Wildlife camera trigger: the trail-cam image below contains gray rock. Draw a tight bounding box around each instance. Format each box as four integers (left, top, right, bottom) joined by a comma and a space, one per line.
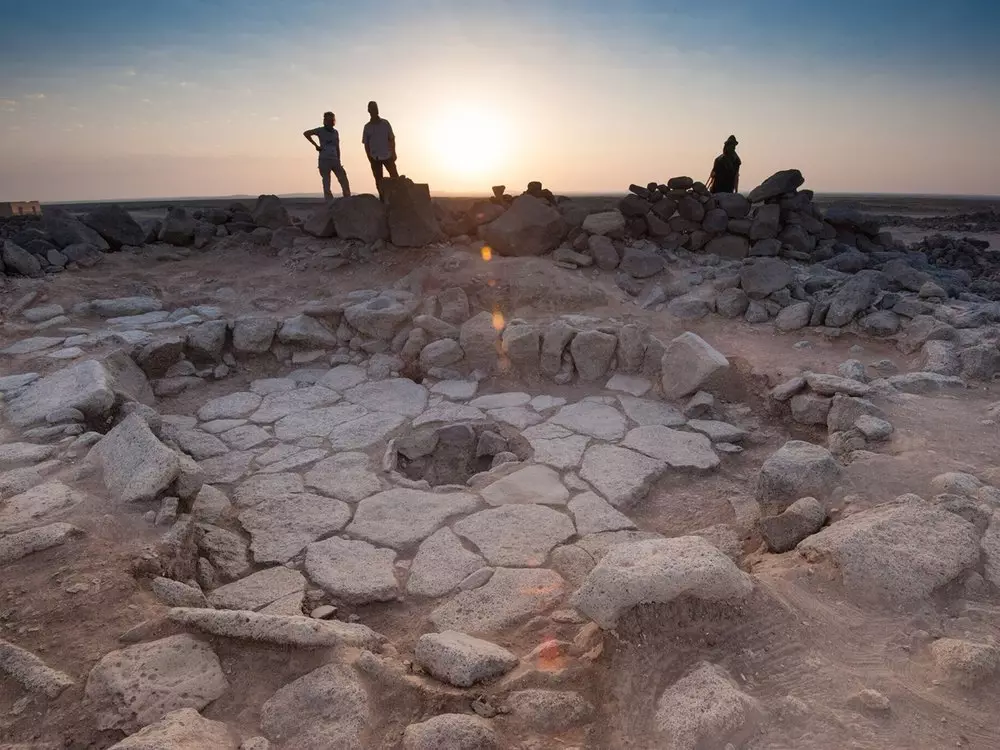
208, 566, 306, 611
579, 443, 666, 507
748, 169, 804, 203
825, 270, 884, 327
303, 452, 381, 502
250, 386, 342, 424
459, 312, 500, 370
331, 194, 388, 242
84, 634, 228, 732
685, 419, 747, 443
740, 258, 793, 299
344, 377, 428, 417
438, 286, 471, 324
158, 208, 197, 246
790, 393, 832, 425
859, 310, 901, 337
93, 416, 180, 504
481, 195, 567, 256
151, 577, 208, 608
3, 240, 43, 277
0, 522, 83, 565
407, 528, 486, 598
805, 372, 871, 397
660, 332, 729, 400
826, 394, 884, 433
198, 524, 252, 581
503, 689, 594, 732
454, 505, 575, 567
166, 607, 382, 649
305, 537, 398, 604
549, 400, 627, 440
520, 423, 590, 470
622, 426, 719, 471
344, 291, 417, 340
759, 497, 826, 552
420, 338, 464, 368
260, 664, 369, 749
930, 638, 1000, 688
43, 207, 110, 250
570, 330, 617, 382
618, 396, 686, 427
715, 193, 751, 218
480, 464, 568, 506
278, 314, 338, 348
108, 708, 238, 749
581, 210, 625, 235
799, 499, 979, 604
837, 359, 868, 382
22, 303, 65, 323
568, 491, 636, 535
716, 287, 749, 318
756, 440, 841, 516
347, 488, 479, 549
239, 492, 351, 564
82, 204, 145, 249
187, 321, 228, 361
704, 234, 749, 259
403, 714, 499, 750
571, 537, 753, 628
620, 247, 665, 278
430, 567, 566, 635
855, 414, 893, 440
415, 631, 518, 687
0, 636, 76, 699
588, 235, 619, 270
774, 302, 811, 332
232, 317, 278, 353
888, 371, 965, 394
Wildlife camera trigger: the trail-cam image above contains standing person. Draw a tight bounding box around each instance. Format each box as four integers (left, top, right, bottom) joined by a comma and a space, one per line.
707, 135, 741, 194
303, 112, 350, 200
362, 101, 398, 199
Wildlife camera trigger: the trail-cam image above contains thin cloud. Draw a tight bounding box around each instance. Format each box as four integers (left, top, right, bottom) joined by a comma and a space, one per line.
0, 99, 16, 110
24, 93, 46, 100
141, 98, 152, 104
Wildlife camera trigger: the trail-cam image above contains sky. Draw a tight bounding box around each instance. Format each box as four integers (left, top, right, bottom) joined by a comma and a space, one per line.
1, 0, 999, 202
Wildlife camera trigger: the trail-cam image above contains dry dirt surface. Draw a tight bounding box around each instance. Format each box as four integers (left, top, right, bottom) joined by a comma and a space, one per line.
1, 190, 1000, 750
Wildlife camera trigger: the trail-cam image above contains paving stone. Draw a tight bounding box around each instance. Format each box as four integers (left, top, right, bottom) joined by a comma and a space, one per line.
255, 444, 302, 467
406, 527, 487, 598
605, 374, 652, 397
487, 406, 543, 429
233, 472, 305, 508
250, 378, 298, 395
683, 419, 748, 443
249, 386, 342, 424
1, 337, 65, 356
93, 415, 180, 503
549, 401, 627, 441
197, 392, 262, 422
430, 379, 479, 400
521, 423, 590, 470
412, 403, 487, 427
173, 429, 230, 460
454, 505, 575, 567
316, 364, 369, 392
622, 426, 720, 471
579, 444, 667, 507
344, 378, 428, 417
430, 567, 566, 635
568, 491, 637, 535
200, 418, 248, 434
258, 448, 328, 474
327, 411, 407, 451
414, 631, 518, 687
530, 395, 567, 412
199, 451, 257, 484
273, 404, 368, 441
617, 396, 686, 427
239, 492, 352, 563
208, 566, 306, 611
480, 465, 570, 507
304, 452, 382, 502
305, 537, 398, 603
219, 424, 272, 450
469, 392, 531, 410
347, 488, 480, 550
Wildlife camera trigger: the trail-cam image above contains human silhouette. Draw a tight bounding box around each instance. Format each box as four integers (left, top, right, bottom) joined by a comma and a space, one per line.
303, 111, 350, 200
363, 101, 398, 200
707, 135, 741, 194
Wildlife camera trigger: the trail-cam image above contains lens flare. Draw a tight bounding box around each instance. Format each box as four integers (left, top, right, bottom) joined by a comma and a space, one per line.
481, 246, 493, 262
492, 310, 505, 331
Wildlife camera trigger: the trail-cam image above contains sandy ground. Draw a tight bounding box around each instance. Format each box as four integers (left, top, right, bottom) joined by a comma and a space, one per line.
1, 194, 999, 748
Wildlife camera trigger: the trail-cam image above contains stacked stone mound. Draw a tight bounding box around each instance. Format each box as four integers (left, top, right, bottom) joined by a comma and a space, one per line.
907, 234, 1000, 300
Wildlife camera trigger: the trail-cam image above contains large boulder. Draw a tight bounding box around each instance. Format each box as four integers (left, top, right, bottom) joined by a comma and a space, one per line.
303, 202, 336, 237
251, 194, 291, 229
570, 537, 753, 628
43, 207, 110, 250
343, 291, 418, 339
4, 359, 117, 428
659, 332, 729, 400
481, 195, 567, 256
82, 204, 145, 250
798, 499, 980, 605
824, 203, 881, 236
414, 631, 518, 687
704, 234, 749, 259
107, 708, 238, 750
92, 415, 180, 503
403, 714, 499, 750
384, 178, 443, 247
331, 195, 389, 242
755, 440, 840, 516
739, 258, 794, 299
582, 210, 626, 236
747, 169, 805, 203
825, 270, 885, 327
2, 240, 43, 277
158, 208, 197, 246
758, 496, 827, 552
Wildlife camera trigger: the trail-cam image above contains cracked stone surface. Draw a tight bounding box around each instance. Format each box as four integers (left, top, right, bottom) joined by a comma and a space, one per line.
618, 396, 687, 427
579, 444, 666, 507
207, 566, 306, 611
480, 465, 570, 507
249, 386, 342, 424
406, 527, 487, 598
344, 378, 428, 417
273, 404, 368, 441
622, 426, 720, 471
239, 492, 352, 564
327, 412, 407, 451
305, 537, 399, 604
197, 392, 262, 422
304, 453, 382, 502
521, 423, 590, 470
454, 505, 575, 567
568, 491, 637, 535
548, 401, 627, 441
347, 488, 480, 550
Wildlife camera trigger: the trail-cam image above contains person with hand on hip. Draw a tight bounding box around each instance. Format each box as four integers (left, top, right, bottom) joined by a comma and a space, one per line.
303, 111, 350, 201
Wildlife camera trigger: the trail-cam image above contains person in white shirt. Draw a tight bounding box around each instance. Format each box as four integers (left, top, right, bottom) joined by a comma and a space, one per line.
303, 111, 351, 200
362, 101, 398, 199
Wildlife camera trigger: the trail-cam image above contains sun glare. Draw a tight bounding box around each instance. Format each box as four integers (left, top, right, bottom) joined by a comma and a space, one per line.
429, 107, 508, 178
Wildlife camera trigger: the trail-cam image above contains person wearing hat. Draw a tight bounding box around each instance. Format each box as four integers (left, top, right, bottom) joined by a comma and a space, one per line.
708, 135, 741, 194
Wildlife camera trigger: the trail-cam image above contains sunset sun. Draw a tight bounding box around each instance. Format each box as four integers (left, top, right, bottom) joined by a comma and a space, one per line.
429, 107, 509, 179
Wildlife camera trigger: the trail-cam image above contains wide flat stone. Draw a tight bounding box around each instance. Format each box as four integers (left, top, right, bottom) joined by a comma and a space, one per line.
414, 631, 518, 688
318, 364, 368, 392
255, 444, 303, 467
430, 568, 566, 635
2, 337, 65, 356
480, 465, 570, 506
5, 359, 116, 428
407, 527, 487, 598
328, 412, 407, 450
258, 448, 328, 473
0, 372, 39, 392
622, 426, 720, 471
470, 392, 531, 409
430, 380, 479, 400
273, 404, 368, 441
685, 419, 748, 443
805, 372, 872, 397
249, 386, 342, 424
454, 505, 575, 567
521, 423, 590, 469
568, 491, 637, 535
199, 451, 256, 484
173, 429, 230, 460
347, 488, 480, 550
412, 403, 487, 427
239, 492, 351, 563
0, 442, 58, 469
233, 472, 304, 508
197, 392, 262, 422
304, 452, 382, 502
208, 566, 306, 611
548, 401, 627, 441
305, 537, 398, 604
579, 444, 667, 507
605, 374, 652, 397
344, 378, 428, 417
0, 481, 85, 534
219, 424, 272, 450
531, 395, 567, 412
200, 418, 248, 434
250, 377, 297, 395
487, 406, 543, 429
94, 415, 180, 503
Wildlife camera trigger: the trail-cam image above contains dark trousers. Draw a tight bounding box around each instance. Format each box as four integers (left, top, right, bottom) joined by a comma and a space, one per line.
370, 157, 399, 199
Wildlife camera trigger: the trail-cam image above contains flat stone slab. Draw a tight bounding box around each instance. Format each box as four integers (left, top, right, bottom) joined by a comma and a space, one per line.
94, 415, 180, 503
415, 631, 518, 687
579, 444, 667, 507
605, 374, 652, 397
0, 442, 58, 469
5, 359, 115, 428
531, 395, 567, 412
805, 372, 872, 397
549, 401, 627, 441
305, 537, 399, 604
454, 505, 575, 567
521, 423, 590, 470
219, 424, 272, 450
239, 492, 351, 563
470, 392, 531, 410
199, 451, 256, 484
430, 567, 566, 635
0, 522, 83, 565
347, 488, 480, 549
328, 411, 407, 450
622, 426, 720, 471
685, 419, 748, 443
304, 452, 382, 502
255, 444, 302, 467
0, 481, 85, 534
618, 396, 687, 427
412, 403, 487, 427
487, 406, 543, 430
480, 465, 569, 507
250, 378, 298, 395
249, 386, 342, 424
344, 378, 428, 417
197, 392, 262, 422
0, 372, 39, 392
2, 337, 65, 356
233, 472, 304, 508
258, 448, 328, 473
200, 418, 248, 434
406, 527, 487, 598
430, 380, 479, 400
273, 404, 368, 441
318, 364, 368, 392
568, 491, 637, 535
208, 566, 306, 611
173, 429, 229, 460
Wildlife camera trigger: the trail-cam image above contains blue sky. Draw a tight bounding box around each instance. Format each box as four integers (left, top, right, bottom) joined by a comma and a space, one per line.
2, 1, 998, 200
